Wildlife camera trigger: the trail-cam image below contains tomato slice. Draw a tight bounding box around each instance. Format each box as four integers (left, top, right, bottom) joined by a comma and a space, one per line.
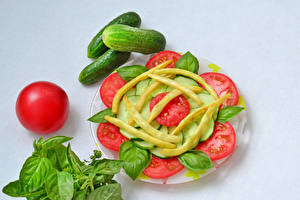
196, 122, 236, 161
97, 122, 129, 151
146, 50, 181, 69
200, 72, 239, 107
143, 156, 184, 179
150, 92, 190, 126
100, 72, 127, 108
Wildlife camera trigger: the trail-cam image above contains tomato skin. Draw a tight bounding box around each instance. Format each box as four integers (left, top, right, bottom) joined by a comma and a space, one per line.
100, 72, 127, 108
143, 156, 184, 179
97, 123, 128, 151
146, 50, 181, 69
16, 81, 69, 134
149, 92, 190, 126
200, 72, 239, 107
196, 122, 236, 161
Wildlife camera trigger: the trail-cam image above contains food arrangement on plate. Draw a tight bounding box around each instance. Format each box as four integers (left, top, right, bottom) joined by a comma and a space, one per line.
3, 11, 247, 199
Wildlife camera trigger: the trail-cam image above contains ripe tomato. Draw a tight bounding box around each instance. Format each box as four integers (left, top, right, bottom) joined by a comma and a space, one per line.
16, 81, 69, 134
145, 50, 181, 69
100, 72, 127, 108
200, 72, 239, 107
149, 92, 190, 126
97, 123, 128, 151
143, 155, 184, 179
196, 122, 236, 161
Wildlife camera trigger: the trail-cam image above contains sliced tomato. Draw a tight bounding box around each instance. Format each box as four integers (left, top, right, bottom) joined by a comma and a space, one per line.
97, 122, 128, 151
100, 72, 127, 108
150, 92, 190, 126
145, 50, 181, 69
143, 156, 184, 179
200, 72, 239, 107
196, 122, 236, 161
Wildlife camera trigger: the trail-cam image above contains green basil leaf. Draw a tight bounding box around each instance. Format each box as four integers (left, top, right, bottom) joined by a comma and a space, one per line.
19, 156, 53, 192
51, 145, 70, 170
87, 183, 121, 200
2, 180, 45, 197
94, 159, 123, 175
88, 108, 115, 123
216, 106, 244, 123
119, 141, 151, 180
178, 150, 213, 171
73, 189, 88, 200
45, 170, 74, 200
175, 51, 199, 74
66, 143, 83, 173
116, 65, 148, 82
42, 136, 73, 150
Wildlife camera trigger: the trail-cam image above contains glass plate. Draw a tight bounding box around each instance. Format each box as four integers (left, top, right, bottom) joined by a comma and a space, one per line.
89, 53, 249, 184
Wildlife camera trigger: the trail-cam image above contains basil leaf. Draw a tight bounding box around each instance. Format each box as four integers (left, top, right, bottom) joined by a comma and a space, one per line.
50, 145, 70, 170
216, 106, 244, 123
119, 141, 151, 180
178, 150, 213, 171
66, 143, 83, 173
87, 183, 121, 200
45, 170, 74, 200
88, 108, 115, 123
116, 65, 148, 82
175, 51, 199, 74
94, 159, 123, 175
73, 189, 88, 200
2, 180, 45, 197
19, 156, 53, 192
42, 136, 73, 150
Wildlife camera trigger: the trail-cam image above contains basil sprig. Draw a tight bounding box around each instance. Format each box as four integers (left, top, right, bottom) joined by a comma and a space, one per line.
117, 65, 148, 82
88, 108, 115, 123
178, 150, 213, 171
2, 136, 123, 199
119, 140, 152, 180
175, 51, 199, 74
216, 106, 244, 123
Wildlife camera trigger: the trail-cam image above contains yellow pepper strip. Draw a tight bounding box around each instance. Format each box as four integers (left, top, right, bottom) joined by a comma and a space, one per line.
148, 74, 203, 107
128, 74, 176, 126
104, 116, 176, 149
147, 86, 203, 123
160, 94, 230, 157
127, 81, 162, 126
112, 60, 172, 114
153, 68, 219, 100
170, 94, 230, 136
123, 96, 181, 143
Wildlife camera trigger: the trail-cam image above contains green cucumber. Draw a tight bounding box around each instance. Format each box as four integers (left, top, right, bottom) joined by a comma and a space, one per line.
79, 49, 130, 85
125, 88, 136, 96
133, 140, 155, 150
150, 148, 168, 159
174, 76, 198, 87
199, 118, 215, 142
160, 126, 169, 134
87, 12, 141, 58
103, 24, 166, 54
120, 129, 137, 139
118, 95, 140, 124
136, 79, 151, 95
188, 91, 215, 109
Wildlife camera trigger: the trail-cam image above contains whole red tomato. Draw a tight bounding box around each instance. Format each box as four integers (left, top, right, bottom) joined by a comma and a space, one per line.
16, 81, 69, 134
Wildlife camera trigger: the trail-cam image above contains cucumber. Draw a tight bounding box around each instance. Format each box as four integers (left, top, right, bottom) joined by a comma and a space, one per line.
174, 76, 198, 87
188, 91, 215, 109
120, 129, 137, 139
160, 126, 169, 134
118, 95, 139, 124
199, 118, 215, 142
133, 140, 155, 150
136, 79, 151, 95
103, 24, 166, 54
149, 79, 168, 97
79, 49, 131, 85
87, 12, 141, 58
126, 88, 136, 96
150, 148, 168, 159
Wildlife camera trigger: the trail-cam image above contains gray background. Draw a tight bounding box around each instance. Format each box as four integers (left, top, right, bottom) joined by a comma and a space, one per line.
1, 0, 299, 199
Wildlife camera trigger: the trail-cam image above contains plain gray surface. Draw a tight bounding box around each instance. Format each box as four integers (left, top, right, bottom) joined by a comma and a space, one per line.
1, 0, 299, 199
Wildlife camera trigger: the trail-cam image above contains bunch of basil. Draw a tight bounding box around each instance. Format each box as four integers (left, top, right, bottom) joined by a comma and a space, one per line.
2, 136, 123, 200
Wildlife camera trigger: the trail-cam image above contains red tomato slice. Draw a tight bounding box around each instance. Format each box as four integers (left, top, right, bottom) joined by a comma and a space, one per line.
100, 72, 127, 108
143, 156, 184, 179
145, 50, 181, 69
195, 122, 236, 161
150, 92, 190, 126
200, 72, 239, 107
97, 122, 129, 151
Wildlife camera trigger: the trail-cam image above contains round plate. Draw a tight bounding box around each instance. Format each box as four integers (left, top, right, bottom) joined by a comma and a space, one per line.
89, 53, 249, 184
